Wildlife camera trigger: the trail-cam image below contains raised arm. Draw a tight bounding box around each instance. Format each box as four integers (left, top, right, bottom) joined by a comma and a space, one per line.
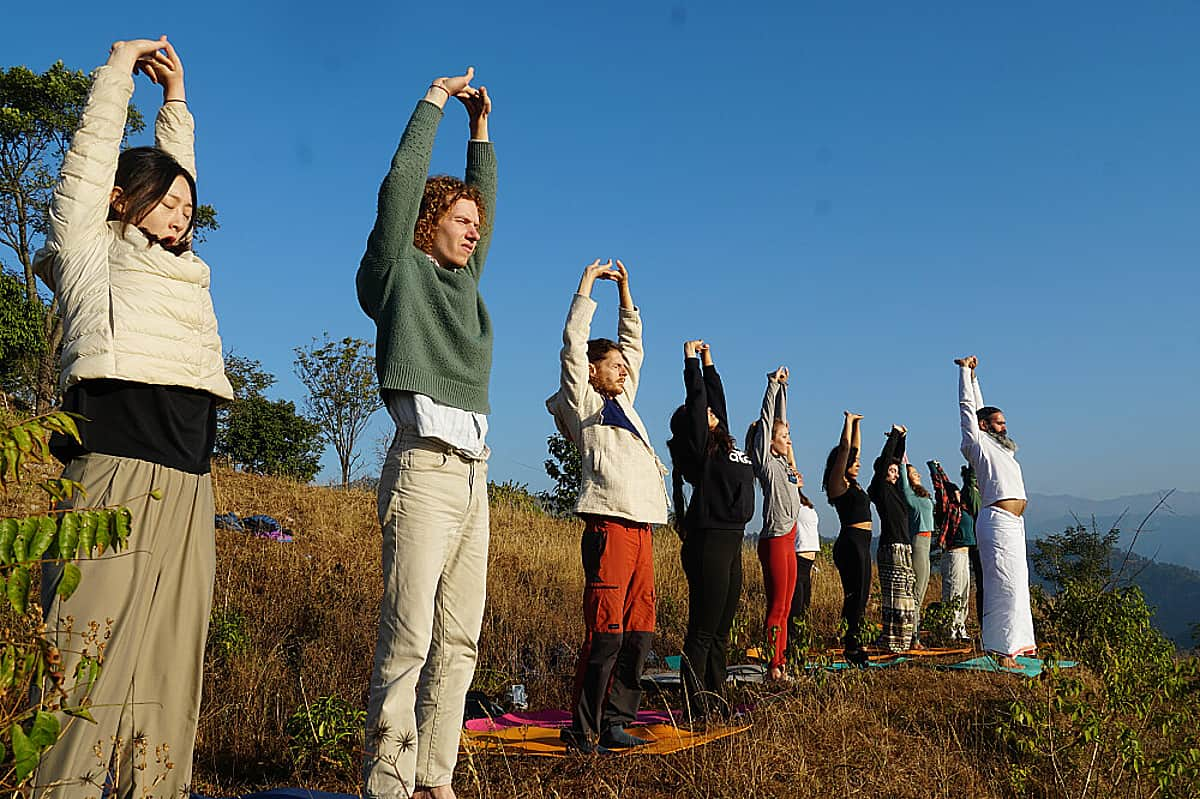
752, 368, 786, 468
140, 40, 195, 178
557, 261, 609, 410
40, 40, 163, 281
927, 460, 949, 497
699, 344, 731, 430
900, 448, 920, 508
956, 356, 983, 452
872, 427, 906, 490
361, 70, 474, 272
827, 412, 861, 500
459, 85, 497, 279
610, 260, 644, 400
682, 341, 710, 455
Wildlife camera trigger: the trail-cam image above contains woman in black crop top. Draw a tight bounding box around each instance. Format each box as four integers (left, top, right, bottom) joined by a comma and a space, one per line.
870, 426, 917, 652
822, 411, 872, 666
668, 340, 755, 713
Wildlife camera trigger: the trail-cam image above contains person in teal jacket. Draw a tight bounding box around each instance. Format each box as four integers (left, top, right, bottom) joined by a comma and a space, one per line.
902, 457, 935, 648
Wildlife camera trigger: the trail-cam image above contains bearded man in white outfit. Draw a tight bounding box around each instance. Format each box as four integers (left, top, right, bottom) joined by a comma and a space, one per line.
956, 355, 1036, 668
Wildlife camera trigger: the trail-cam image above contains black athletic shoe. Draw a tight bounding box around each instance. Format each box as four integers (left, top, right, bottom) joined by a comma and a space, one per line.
845, 648, 870, 668
560, 728, 614, 755
599, 726, 650, 749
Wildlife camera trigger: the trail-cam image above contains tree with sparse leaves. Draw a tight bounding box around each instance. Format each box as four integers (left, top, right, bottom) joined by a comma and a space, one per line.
0, 60, 216, 411
294, 335, 382, 488
215, 354, 322, 482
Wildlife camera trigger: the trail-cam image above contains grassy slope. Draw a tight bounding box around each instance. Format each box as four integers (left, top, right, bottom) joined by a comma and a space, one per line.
197, 468, 1026, 798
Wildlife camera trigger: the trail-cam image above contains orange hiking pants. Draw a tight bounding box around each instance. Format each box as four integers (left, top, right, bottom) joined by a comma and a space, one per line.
570, 516, 656, 739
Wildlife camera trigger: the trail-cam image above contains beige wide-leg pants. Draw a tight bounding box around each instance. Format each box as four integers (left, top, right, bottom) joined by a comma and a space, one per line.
363, 430, 489, 797
35, 453, 215, 799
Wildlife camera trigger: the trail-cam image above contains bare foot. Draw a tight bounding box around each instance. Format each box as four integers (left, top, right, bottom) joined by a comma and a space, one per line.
413, 787, 457, 799
997, 655, 1019, 669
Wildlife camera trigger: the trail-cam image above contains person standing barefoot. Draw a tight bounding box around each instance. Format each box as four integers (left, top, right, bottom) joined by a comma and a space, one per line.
956, 356, 1035, 669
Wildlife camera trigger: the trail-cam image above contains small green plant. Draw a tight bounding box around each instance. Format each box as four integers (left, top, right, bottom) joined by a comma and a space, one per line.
999, 516, 1200, 797
285, 694, 365, 774
857, 617, 881, 648
207, 608, 250, 664
920, 596, 966, 646
0, 411, 144, 791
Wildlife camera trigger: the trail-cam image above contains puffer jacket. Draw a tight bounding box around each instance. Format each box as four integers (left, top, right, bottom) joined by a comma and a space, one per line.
546, 294, 669, 525
32, 64, 233, 401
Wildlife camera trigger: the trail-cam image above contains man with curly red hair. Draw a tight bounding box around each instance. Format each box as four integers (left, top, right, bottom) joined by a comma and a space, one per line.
356, 67, 495, 799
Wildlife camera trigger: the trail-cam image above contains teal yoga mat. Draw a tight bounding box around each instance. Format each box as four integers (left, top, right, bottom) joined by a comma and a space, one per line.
947, 655, 1077, 677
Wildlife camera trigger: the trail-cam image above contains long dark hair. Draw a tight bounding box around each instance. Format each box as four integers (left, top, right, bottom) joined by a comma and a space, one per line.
907, 464, 931, 499
108, 147, 197, 255
821, 445, 859, 498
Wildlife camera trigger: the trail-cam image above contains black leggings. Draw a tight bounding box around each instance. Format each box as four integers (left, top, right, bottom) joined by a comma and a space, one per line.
832, 527, 872, 651
680, 528, 743, 700
787, 555, 815, 649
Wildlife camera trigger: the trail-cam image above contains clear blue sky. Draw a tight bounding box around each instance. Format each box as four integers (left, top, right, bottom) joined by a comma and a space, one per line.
5, 1, 1198, 503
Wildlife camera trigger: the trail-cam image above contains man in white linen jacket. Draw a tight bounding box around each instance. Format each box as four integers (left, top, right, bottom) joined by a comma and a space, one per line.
546, 259, 668, 753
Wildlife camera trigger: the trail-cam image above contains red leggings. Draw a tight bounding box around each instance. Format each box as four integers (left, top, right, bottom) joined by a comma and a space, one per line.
757, 527, 797, 667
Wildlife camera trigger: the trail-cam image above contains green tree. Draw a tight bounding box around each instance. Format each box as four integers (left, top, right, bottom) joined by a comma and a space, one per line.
1031, 521, 1119, 593
0, 270, 44, 408
541, 432, 581, 516
215, 353, 322, 481
0, 61, 216, 411
293, 335, 382, 488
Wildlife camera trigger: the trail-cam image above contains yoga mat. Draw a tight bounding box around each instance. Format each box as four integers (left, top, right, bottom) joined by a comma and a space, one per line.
640, 663, 767, 689
464, 708, 678, 733
461, 721, 750, 757
946, 655, 1077, 677
808, 656, 909, 672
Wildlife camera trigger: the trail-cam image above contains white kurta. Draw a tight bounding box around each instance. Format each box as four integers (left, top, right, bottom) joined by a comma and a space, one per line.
959, 366, 1036, 657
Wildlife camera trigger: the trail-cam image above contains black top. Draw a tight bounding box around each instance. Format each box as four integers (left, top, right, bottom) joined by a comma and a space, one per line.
868, 429, 909, 547
50, 379, 218, 475
670, 359, 755, 533
831, 481, 872, 526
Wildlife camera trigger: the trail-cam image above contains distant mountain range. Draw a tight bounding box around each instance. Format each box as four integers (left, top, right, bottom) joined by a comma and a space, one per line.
1025, 489, 1199, 572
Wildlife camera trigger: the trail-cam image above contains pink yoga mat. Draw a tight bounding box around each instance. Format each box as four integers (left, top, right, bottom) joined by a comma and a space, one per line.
464, 708, 680, 732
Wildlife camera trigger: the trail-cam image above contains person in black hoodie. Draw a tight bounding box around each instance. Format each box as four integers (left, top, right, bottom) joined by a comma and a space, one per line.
667, 340, 755, 715
870, 425, 917, 652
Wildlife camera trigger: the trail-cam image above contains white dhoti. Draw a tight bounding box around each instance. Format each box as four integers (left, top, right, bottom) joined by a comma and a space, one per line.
976, 506, 1036, 657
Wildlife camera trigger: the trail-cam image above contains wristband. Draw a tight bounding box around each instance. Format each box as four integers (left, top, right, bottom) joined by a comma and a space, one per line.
165, 98, 188, 105
428, 83, 450, 97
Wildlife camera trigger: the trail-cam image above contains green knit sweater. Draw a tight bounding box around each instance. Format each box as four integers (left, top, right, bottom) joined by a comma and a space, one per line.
356, 100, 497, 414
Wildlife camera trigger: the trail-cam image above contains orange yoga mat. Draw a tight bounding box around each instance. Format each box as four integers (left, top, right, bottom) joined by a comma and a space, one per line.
461, 721, 751, 758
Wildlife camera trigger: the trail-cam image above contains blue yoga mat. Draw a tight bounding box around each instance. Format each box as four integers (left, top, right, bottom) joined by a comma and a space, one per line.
947, 655, 1077, 677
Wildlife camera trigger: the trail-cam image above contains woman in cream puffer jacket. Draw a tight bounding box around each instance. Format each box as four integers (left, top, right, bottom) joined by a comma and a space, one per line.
32, 38, 230, 799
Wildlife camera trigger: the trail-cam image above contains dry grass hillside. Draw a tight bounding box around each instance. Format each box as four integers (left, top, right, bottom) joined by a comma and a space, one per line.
194, 467, 1031, 798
